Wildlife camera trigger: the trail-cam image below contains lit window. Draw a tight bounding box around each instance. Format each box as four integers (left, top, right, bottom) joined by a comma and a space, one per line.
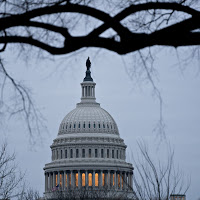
101, 149, 104, 158
82, 173, 85, 186
118, 174, 120, 188
60, 174, 62, 186
69, 174, 71, 186
112, 150, 114, 158
95, 149, 98, 158
70, 149, 73, 158
102, 173, 105, 186
75, 173, 78, 187
82, 149, 85, 158
89, 149, 91, 158
107, 149, 109, 158
65, 150, 67, 158
95, 173, 98, 186
88, 173, 92, 186
61, 150, 62, 159
76, 149, 79, 158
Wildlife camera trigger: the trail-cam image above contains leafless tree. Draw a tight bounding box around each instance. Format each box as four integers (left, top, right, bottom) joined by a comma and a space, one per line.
18, 188, 40, 200
0, 142, 24, 199
131, 141, 190, 200
0, 141, 40, 200
49, 186, 135, 200
1, 0, 200, 140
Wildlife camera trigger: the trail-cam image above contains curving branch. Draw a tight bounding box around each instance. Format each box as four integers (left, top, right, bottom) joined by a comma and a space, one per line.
0, 1, 199, 55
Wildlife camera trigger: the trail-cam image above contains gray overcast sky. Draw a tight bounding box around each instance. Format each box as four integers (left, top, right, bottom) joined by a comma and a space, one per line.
1, 46, 200, 199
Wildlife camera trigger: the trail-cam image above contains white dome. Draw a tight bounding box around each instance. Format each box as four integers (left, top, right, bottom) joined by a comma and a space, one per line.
58, 102, 119, 135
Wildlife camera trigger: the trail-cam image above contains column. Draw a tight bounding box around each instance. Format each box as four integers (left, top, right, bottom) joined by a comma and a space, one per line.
57, 171, 60, 187
92, 170, 95, 188
78, 170, 81, 188
128, 172, 131, 189
107, 170, 110, 189
130, 173, 133, 189
104, 172, 107, 187
114, 171, 117, 189
99, 170, 102, 187
124, 172, 127, 190
45, 173, 48, 192
110, 171, 113, 188
48, 173, 51, 191
85, 170, 88, 187
67, 172, 70, 188
71, 171, 74, 188
53, 172, 56, 188
120, 171, 122, 190
62, 172, 65, 191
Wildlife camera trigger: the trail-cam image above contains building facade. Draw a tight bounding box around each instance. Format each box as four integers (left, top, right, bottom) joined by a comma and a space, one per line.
44, 59, 134, 199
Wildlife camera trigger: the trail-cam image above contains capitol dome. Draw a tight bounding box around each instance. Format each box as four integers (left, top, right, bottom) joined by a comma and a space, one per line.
44, 58, 134, 199
58, 102, 119, 135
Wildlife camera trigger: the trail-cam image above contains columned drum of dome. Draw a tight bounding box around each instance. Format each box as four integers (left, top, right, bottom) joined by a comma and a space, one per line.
44, 58, 134, 199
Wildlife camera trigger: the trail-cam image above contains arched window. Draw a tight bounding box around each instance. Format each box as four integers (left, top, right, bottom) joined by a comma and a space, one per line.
70, 149, 73, 158
89, 149, 91, 158
95, 173, 98, 186
65, 150, 67, 158
88, 123, 90, 128
88, 173, 92, 186
101, 149, 104, 158
82, 149, 85, 158
82, 173, 85, 186
78, 123, 80, 128
95, 149, 98, 158
83, 123, 85, 128
107, 149, 109, 158
76, 149, 79, 158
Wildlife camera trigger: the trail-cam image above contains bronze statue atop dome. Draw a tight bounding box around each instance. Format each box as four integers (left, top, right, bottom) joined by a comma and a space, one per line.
86, 57, 91, 70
